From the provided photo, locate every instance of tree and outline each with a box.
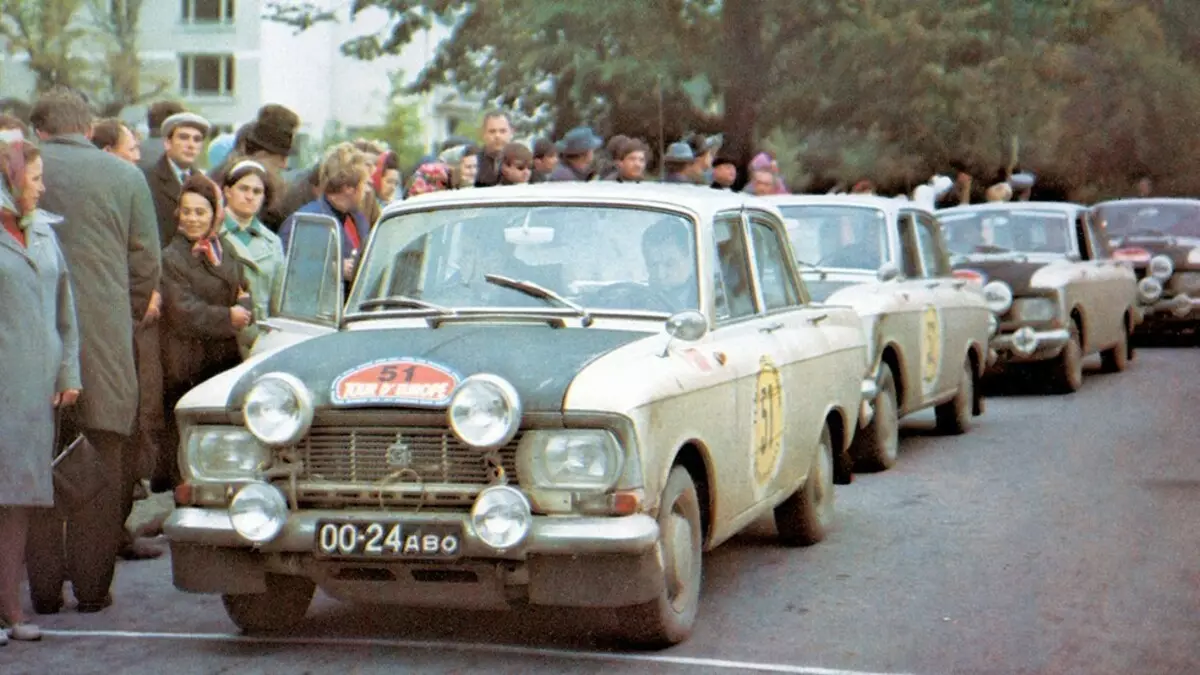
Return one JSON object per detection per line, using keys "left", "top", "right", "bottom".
{"left": 0, "top": 0, "right": 92, "bottom": 93}
{"left": 86, "top": 0, "right": 169, "bottom": 115}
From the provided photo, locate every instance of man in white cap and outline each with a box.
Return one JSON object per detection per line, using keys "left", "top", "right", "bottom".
{"left": 144, "top": 111, "right": 210, "bottom": 246}
{"left": 1009, "top": 171, "right": 1036, "bottom": 202}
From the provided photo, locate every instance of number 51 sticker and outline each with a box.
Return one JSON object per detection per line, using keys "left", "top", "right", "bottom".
{"left": 753, "top": 355, "right": 785, "bottom": 485}
{"left": 331, "top": 357, "right": 462, "bottom": 407}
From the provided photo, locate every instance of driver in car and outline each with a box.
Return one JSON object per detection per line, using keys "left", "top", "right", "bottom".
{"left": 642, "top": 217, "right": 699, "bottom": 312}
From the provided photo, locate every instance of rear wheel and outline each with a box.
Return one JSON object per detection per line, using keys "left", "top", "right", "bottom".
{"left": 850, "top": 365, "right": 899, "bottom": 472}
{"left": 615, "top": 465, "right": 703, "bottom": 648}
{"left": 222, "top": 575, "right": 315, "bottom": 634}
{"left": 935, "top": 357, "right": 974, "bottom": 434}
{"left": 775, "top": 425, "right": 835, "bottom": 546}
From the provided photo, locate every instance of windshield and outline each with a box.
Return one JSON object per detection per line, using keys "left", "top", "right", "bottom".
{"left": 348, "top": 205, "right": 699, "bottom": 315}
{"left": 778, "top": 205, "right": 889, "bottom": 271}
{"left": 1094, "top": 202, "right": 1200, "bottom": 238}
{"left": 939, "top": 209, "right": 1073, "bottom": 255}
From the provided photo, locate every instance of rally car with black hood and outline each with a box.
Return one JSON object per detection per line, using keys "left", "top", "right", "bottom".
{"left": 937, "top": 202, "right": 1139, "bottom": 393}
{"left": 163, "top": 183, "right": 870, "bottom": 647}
{"left": 764, "top": 194, "right": 991, "bottom": 473}
{"left": 1092, "top": 198, "right": 1200, "bottom": 336}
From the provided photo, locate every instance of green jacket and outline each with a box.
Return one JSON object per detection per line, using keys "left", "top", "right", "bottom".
{"left": 220, "top": 214, "right": 285, "bottom": 357}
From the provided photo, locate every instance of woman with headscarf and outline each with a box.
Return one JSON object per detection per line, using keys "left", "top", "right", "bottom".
{"left": 439, "top": 144, "right": 479, "bottom": 189}
{"left": 371, "top": 150, "right": 402, "bottom": 207}
{"left": 0, "top": 138, "right": 80, "bottom": 645}
{"left": 159, "top": 174, "right": 250, "bottom": 488}
{"left": 218, "top": 158, "right": 284, "bottom": 358}
{"left": 742, "top": 152, "right": 788, "bottom": 195}
{"left": 406, "top": 162, "right": 452, "bottom": 197}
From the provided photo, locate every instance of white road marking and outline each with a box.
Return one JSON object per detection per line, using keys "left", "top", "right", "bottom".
{"left": 43, "top": 629, "right": 926, "bottom": 675}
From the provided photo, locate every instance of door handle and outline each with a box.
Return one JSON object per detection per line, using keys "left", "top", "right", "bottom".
{"left": 760, "top": 322, "right": 785, "bottom": 334}
{"left": 925, "top": 281, "right": 941, "bottom": 289}
{"left": 806, "top": 314, "right": 829, "bottom": 325}
{"left": 952, "top": 280, "right": 966, "bottom": 289}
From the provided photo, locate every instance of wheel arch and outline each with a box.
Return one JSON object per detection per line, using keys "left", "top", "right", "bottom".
{"left": 879, "top": 341, "right": 906, "bottom": 408}
{"left": 823, "top": 405, "right": 853, "bottom": 485}
{"left": 669, "top": 441, "right": 715, "bottom": 549}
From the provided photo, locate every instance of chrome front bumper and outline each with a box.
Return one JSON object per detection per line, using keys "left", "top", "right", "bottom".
{"left": 165, "top": 507, "right": 660, "bottom": 559}
{"left": 990, "top": 327, "right": 1071, "bottom": 363}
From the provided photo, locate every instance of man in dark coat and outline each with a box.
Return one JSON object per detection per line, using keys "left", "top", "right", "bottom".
{"left": 474, "top": 111, "right": 514, "bottom": 187}
{"left": 145, "top": 112, "right": 210, "bottom": 246}
{"left": 25, "top": 89, "right": 161, "bottom": 615}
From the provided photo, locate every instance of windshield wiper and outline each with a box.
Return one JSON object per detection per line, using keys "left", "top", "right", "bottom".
{"left": 484, "top": 273, "right": 594, "bottom": 327}
{"left": 356, "top": 295, "right": 454, "bottom": 313}
{"left": 796, "top": 259, "right": 829, "bottom": 280}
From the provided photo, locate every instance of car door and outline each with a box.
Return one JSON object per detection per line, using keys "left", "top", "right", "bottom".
{"left": 894, "top": 210, "right": 949, "bottom": 409}
{"left": 1080, "top": 209, "right": 1135, "bottom": 345}
{"left": 703, "top": 212, "right": 796, "bottom": 530}
{"left": 1071, "top": 209, "right": 1122, "bottom": 348}
{"left": 251, "top": 214, "right": 344, "bottom": 356}
{"left": 914, "top": 211, "right": 982, "bottom": 397}
{"left": 743, "top": 211, "right": 838, "bottom": 505}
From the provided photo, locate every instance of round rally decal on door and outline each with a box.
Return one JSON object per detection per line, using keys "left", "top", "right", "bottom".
{"left": 753, "top": 355, "right": 785, "bottom": 485}
{"left": 331, "top": 358, "right": 462, "bottom": 407}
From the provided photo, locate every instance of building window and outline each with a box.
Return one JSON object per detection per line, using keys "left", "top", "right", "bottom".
{"left": 181, "top": 0, "right": 234, "bottom": 23}
{"left": 179, "top": 54, "right": 235, "bottom": 97}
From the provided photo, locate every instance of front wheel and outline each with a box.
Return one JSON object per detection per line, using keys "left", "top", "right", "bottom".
{"left": 775, "top": 425, "right": 835, "bottom": 546}
{"left": 850, "top": 365, "right": 899, "bottom": 472}
{"left": 1048, "top": 322, "right": 1084, "bottom": 394}
{"left": 222, "top": 574, "right": 315, "bottom": 634}
{"left": 614, "top": 465, "right": 703, "bottom": 648}
{"left": 935, "top": 357, "right": 974, "bottom": 434}
{"left": 1099, "top": 319, "right": 1130, "bottom": 373}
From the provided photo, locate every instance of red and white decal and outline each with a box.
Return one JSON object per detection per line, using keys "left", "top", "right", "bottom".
{"left": 331, "top": 358, "right": 461, "bottom": 407}
{"left": 952, "top": 269, "right": 987, "bottom": 285}
{"left": 1112, "top": 247, "right": 1151, "bottom": 263}
{"left": 681, "top": 348, "right": 713, "bottom": 373}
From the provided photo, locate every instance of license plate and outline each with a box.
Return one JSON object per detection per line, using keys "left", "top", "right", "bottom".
{"left": 314, "top": 520, "right": 462, "bottom": 559}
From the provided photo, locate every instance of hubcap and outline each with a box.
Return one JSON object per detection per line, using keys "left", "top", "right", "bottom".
{"left": 813, "top": 440, "right": 834, "bottom": 526}
{"left": 877, "top": 388, "right": 899, "bottom": 461}
{"left": 663, "top": 508, "right": 695, "bottom": 614}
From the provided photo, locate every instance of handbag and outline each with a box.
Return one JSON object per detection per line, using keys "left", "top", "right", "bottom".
{"left": 51, "top": 409, "right": 107, "bottom": 513}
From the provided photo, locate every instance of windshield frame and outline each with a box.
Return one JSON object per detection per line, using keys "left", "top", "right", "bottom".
{"left": 938, "top": 206, "right": 1077, "bottom": 257}
{"left": 777, "top": 203, "right": 895, "bottom": 273}
{"left": 344, "top": 200, "right": 709, "bottom": 322}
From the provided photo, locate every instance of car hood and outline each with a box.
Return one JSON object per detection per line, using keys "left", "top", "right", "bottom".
{"left": 952, "top": 257, "right": 1055, "bottom": 295}
{"left": 226, "top": 323, "right": 651, "bottom": 413}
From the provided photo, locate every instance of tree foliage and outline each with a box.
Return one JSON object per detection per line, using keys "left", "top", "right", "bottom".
{"left": 270, "top": 0, "right": 1200, "bottom": 198}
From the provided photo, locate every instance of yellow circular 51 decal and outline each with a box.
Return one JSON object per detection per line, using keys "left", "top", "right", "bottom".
{"left": 753, "top": 355, "right": 785, "bottom": 484}
{"left": 921, "top": 305, "right": 942, "bottom": 387}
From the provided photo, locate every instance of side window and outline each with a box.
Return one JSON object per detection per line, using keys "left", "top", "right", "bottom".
{"left": 916, "top": 214, "right": 952, "bottom": 277}
{"left": 1084, "top": 212, "right": 1111, "bottom": 259}
{"left": 748, "top": 217, "right": 802, "bottom": 310}
{"left": 279, "top": 214, "right": 343, "bottom": 324}
{"left": 1074, "top": 212, "right": 1094, "bottom": 260}
{"left": 711, "top": 216, "right": 756, "bottom": 320}
{"left": 897, "top": 213, "right": 923, "bottom": 279}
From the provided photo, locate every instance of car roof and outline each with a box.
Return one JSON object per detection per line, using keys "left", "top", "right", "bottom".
{"left": 761, "top": 193, "right": 922, "bottom": 217}
{"left": 1092, "top": 197, "right": 1200, "bottom": 208}
{"left": 379, "top": 182, "right": 786, "bottom": 223}
{"left": 936, "top": 201, "right": 1084, "bottom": 216}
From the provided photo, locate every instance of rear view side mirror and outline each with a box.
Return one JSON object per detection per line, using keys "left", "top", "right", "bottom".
{"left": 877, "top": 263, "right": 901, "bottom": 283}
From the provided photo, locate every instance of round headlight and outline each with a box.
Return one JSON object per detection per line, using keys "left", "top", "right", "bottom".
{"left": 243, "top": 373, "right": 313, "bottom": 446}
{"left": 1149, "top": 254, "right": 1174, "bottom": 280}
{"left": 1011, "top": 326, "right": 1039, "bottom": 356}
{"left": 1138, "top": 276, "right": 1163, "bottom": 303}
{"left": 987, "top": 313, "right": 999, "bottom": 337}
{"left": 448, "top": 374, "right": 521, "bottom": 448}
{"left": 228, "top": 482, "right": 288, "bottom": 544}
{"left": 983, "top": 281, "right": 1014, "bottom": 315}
{"left": 470, "top": 485, "right": 532, "bottom": 550}
{"left": 1173, "top": 293, "right": 1193, "bottom": 318}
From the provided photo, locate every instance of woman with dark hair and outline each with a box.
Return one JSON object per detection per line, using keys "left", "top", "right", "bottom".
{"left": 0, "top": 138, "right": 79, "bottom": 644}
{"left": 371, "top": 150, "right": 402, "bottom": 206}
{"left": 219, "top": 158, "right": 284, "bottom": 357}
{"left": 159, "top": 174, "right": 250, "bottom": 487}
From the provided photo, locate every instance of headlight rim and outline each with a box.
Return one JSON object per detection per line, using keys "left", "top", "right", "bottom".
{"left": 1138, "top": 276, "right": 1164, "bottom": 303}
{"left": 228, "top": 482, "right": 288, "bottom": 544}
{"left": 983, "top": 280, "right": 1014, "bottom": 315}
{"left": 1149, "top": 254, "right": 1174, "bottom": 281}
{"left": 242, "top": 372, "right": 314, "bottom": 447}
{"left": 447, "top": 373, "right": 522, "bottom": 449}
{"left": 1010, "top": 296, "right": 1057, "bottom": 323}
{"left": 521, "top": 429, "right": 625, "bottom": 492}
{"left": 469, "top": 484, "right": 533, "bottom": 551}
{"left": 185, "top": 425, "right": 271, "bottom": 480}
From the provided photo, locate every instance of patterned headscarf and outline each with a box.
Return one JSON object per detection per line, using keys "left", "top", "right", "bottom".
{"left": 406, "top": 162, "right": 451, "bottom": 197}
{"left": 0, "top": 139, "right": 34, "bottom": 228}
{"left": 179, "top": 173, "right": 226, "bottom": 266}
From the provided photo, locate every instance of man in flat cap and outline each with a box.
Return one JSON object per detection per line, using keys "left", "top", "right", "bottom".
{"left": 548, "top": 127, "right": 603, "bottom": 181}
{"left": 144, "top": 111, "right": 210, "bottom": 246}
{"left": 662, "top": 142, "right": 695, "bottom": 183}
{"left": 1009, "top": 171, "right": 1035, "bottom": 201}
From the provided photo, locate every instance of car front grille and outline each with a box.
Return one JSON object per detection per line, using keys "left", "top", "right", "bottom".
{"left": 284, "top": 426, "right": 520, "bottom": 510}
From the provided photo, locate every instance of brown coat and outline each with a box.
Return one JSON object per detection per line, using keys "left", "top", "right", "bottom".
{"left": 160, "top": 234, "right": 243, "bottom": 389}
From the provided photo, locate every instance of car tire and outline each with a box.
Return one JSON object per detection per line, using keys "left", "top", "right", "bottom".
{"left": 615, "top": 465, "right": 702, "bottom": 648}
{"left": 1049, "top": 322, "right": 1084, "bottom": 394}
{"left": 221, "top": 575, "right": 315, "bottom": 634}
{"left": 775, "top": 425, "right": 835, "bottom": 547}
{"left": 935, "top": 357, "right": 974, "bottom": 435}
{"left": 1099, "top": 322, "right": 1129, "bottom": 373}
{"left": 849, "top": 365, "right": 899, "bottom": 472}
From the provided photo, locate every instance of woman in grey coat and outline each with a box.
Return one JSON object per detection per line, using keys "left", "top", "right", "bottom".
{"left": 0, "top": 139, "right": 80, "bottom": 644}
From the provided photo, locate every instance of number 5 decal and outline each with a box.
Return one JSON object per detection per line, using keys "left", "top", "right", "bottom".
{"left": 920, "top": 305, "right": 942, "bottom": 394}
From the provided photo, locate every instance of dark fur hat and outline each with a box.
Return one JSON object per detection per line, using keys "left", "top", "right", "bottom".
{"left": 245, "top": 104, "right": 299, "bottom": 157}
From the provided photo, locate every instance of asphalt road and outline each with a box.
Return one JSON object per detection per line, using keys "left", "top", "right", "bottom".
{"left": 3, "top": 348, "right": 1197, "bottom": 675}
